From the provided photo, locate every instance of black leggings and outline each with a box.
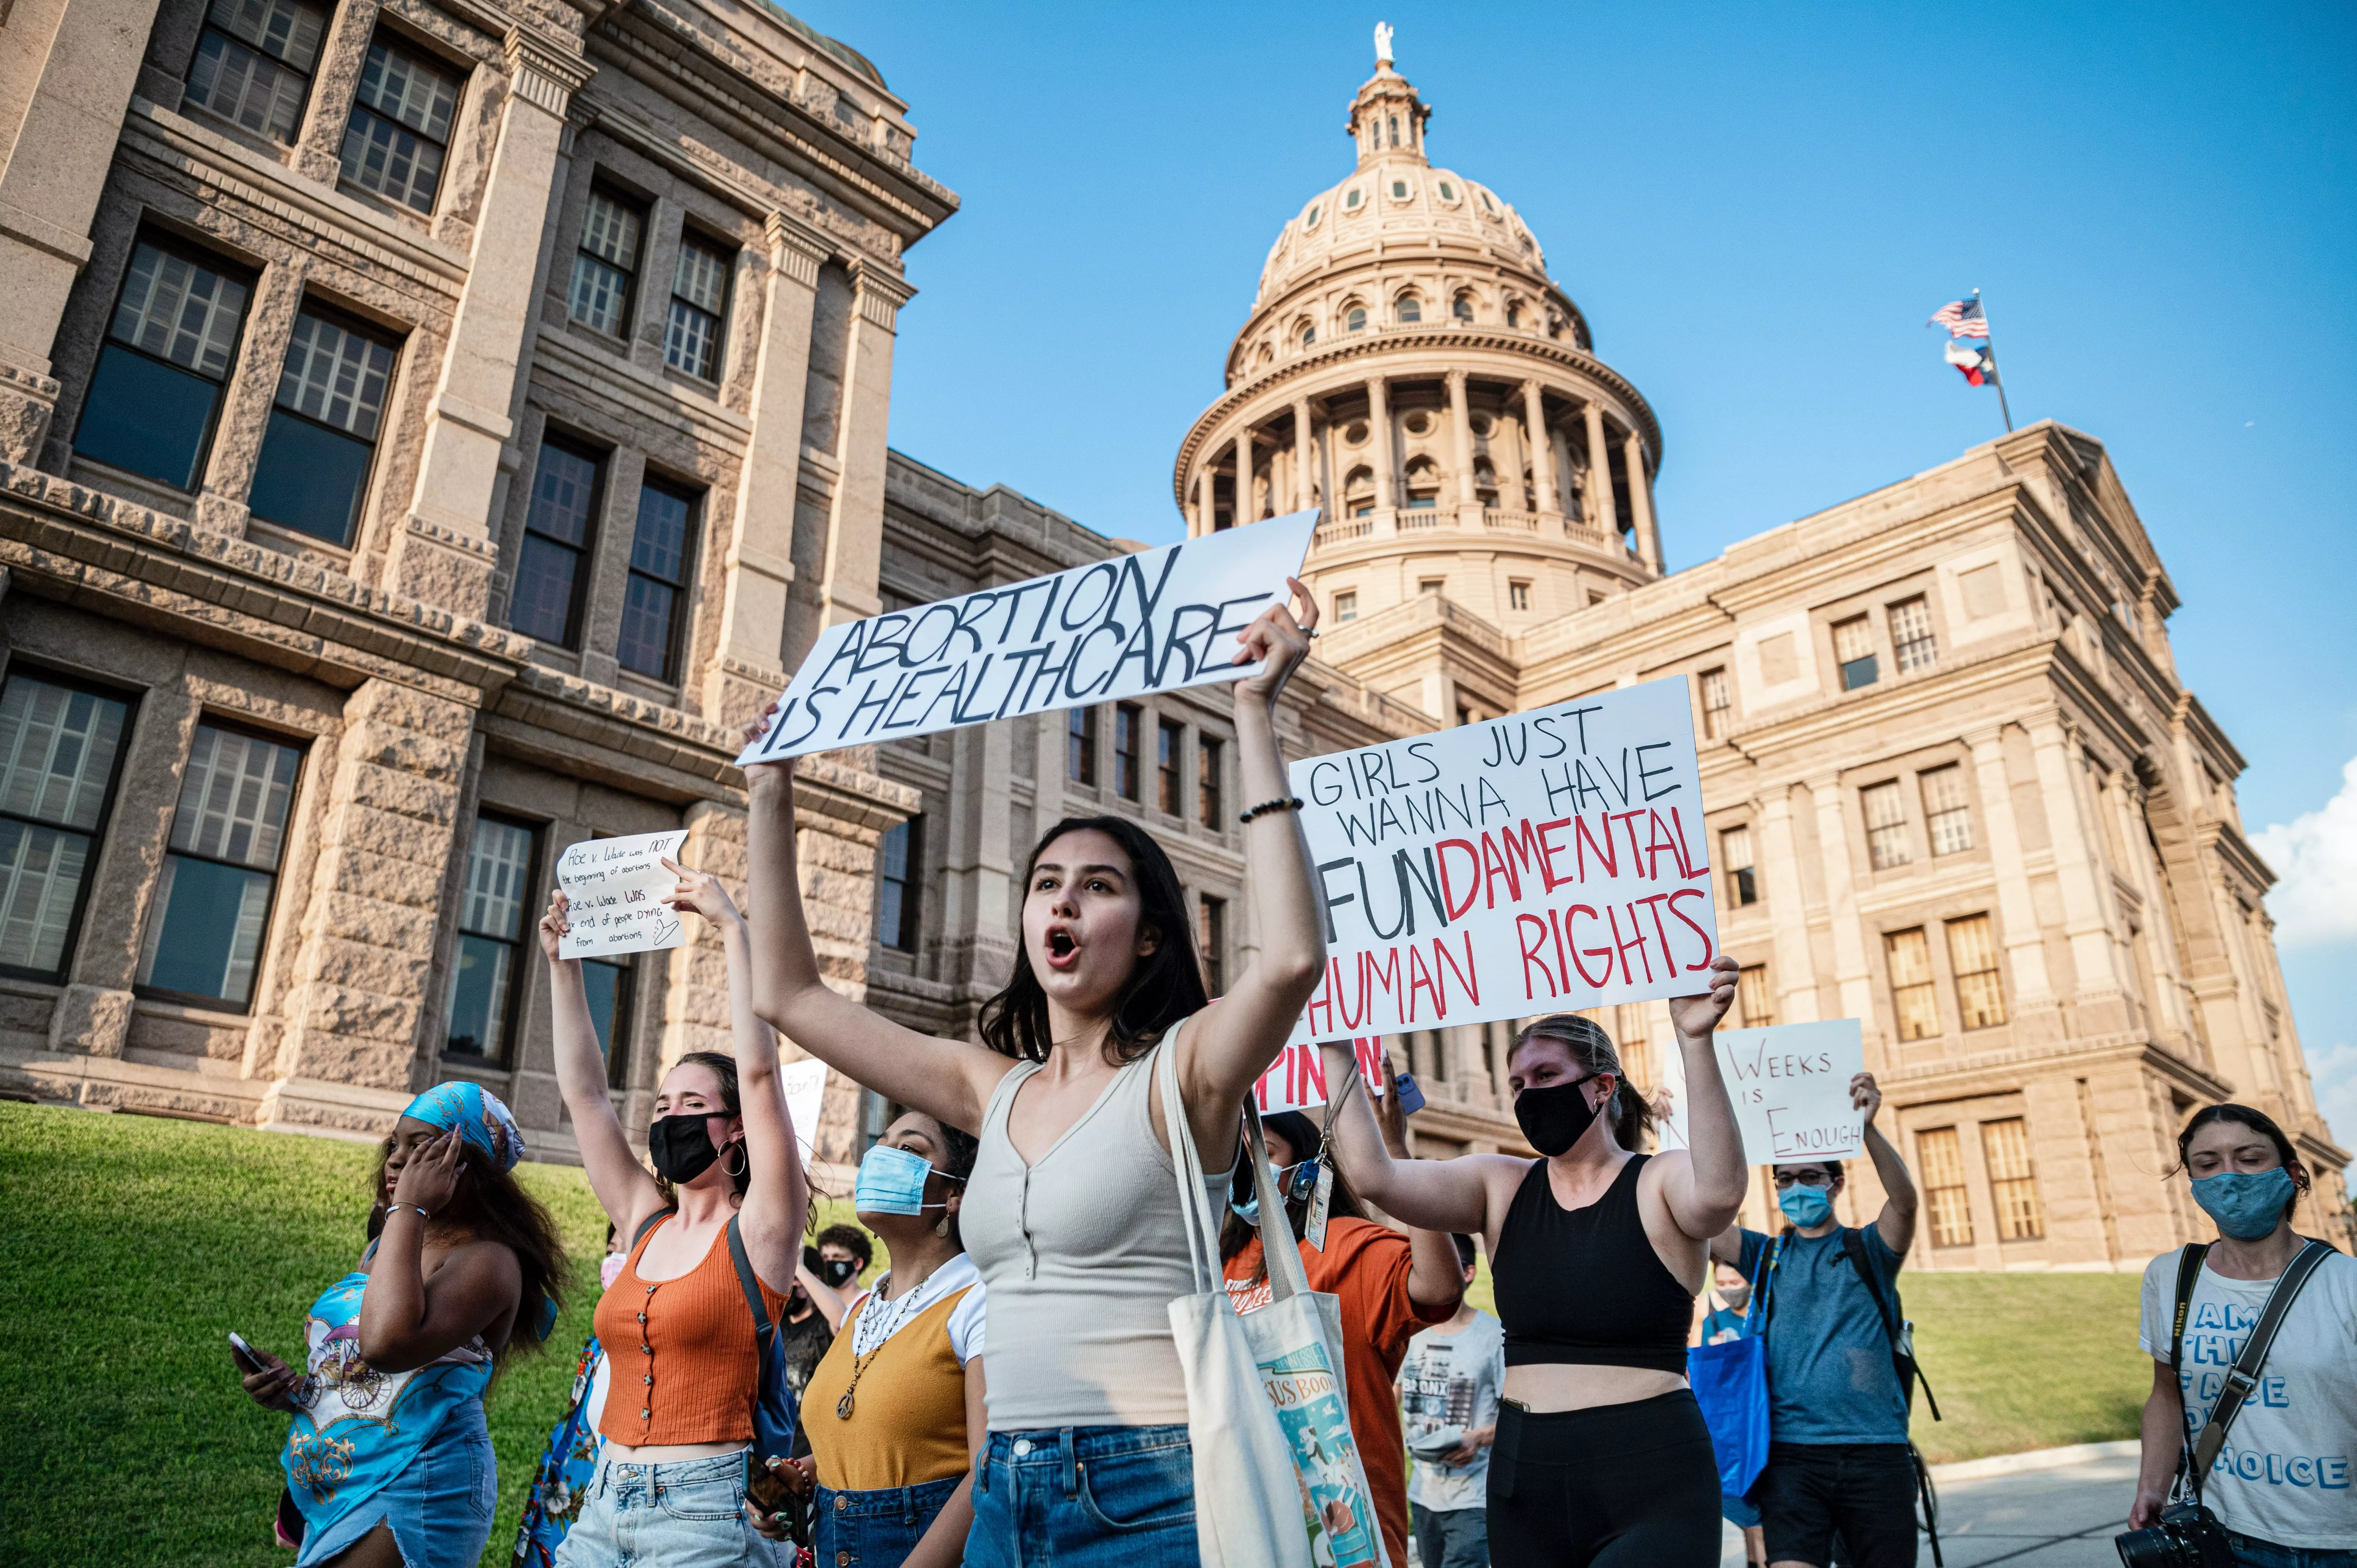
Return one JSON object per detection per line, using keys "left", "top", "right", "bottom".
{"left": 1486, "top": 1389, "right": 1723, "bottom": 1568}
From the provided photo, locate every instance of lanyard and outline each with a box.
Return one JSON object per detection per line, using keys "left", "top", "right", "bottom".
{"left": 1750, "top": 1232, "right": 1787, "bottom": 1340}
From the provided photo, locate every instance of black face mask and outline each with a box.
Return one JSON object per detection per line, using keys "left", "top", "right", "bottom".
{"left": 820, "top": 1257, "right": 860, "bottom": 1290}
{"left": 648, "top": 1114, "right": 720, "bottom": 1184}
{"left": 1514, "top": 1075, "right": 1602, "bottom": 1157}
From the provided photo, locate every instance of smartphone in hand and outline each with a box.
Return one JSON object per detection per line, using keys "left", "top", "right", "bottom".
{"left": 229, "top": 1331, "right": 266, "bottom": 1374}
{"left": 1392, "top": 1071, "right": 1428, "bottom": 1116}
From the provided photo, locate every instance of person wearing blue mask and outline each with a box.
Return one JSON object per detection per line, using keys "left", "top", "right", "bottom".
{"left": 2130, "top": 1103, "right": 2357, "bottom": 1568}
{"left": 753, "top": 1109, "right": 987, "bottom": 1568}
{"left": 1705, "top": 1069, "right": 1923, "bottom": 1568}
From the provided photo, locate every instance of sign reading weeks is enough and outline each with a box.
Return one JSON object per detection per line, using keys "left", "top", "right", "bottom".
{"left": 1659, "top": 1019, "right": 1866, "bottom": 1165}
{"left": 736, "top": 512, "right": 1319, "bottom": 764}
{"left": 1287, "top": 676, "right": 1718, "bottom": 1044}
{"left": 557, "top": 830, "right": 690, "bottom": 960}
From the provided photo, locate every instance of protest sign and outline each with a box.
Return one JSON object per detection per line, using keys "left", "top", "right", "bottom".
{"left": 1287, "top": 676, "right": 1716, "bottom": 1045}
{"left": 781, "top": 1058, "right": 829, "bottom": 1171}
{"left": 1253, "top": 1036, "right": 1391, "bottom": 1115}
{"left": 737, "top": 511, "right": 1320, "bottom": 764}
{"left": 1658, "top": 1019, "right": 1865, "bottom": 1165}
{"left": 556, "top": 831, "right": 690, "bottom": 959}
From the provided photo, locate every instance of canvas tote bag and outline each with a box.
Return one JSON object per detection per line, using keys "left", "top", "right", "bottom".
{"left": 1157, "top": 1037, "right": 1393, "bottom": 1568}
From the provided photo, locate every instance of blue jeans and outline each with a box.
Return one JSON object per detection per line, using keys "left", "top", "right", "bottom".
{"left": 1412, "top": 1501, "right": 1490, "bottom": 1568}
{"left": 811, "top": 1475, "right": 959, "bottom": 1567}
{"left": 963, "top": 1425, "right": 1196, "bottom": 1568}
{"left": 551, "top": 1450, "right": 780, "bottom": 1568}
{"left": 2228, "top": 1532, "right": 2357, "bottom": 1568}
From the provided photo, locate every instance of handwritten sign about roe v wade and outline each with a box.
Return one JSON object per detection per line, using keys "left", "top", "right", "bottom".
{"left": 556, "top": 831, "right": 690, "bottom": 960}
{"left": 1659, "top": 1019, "right": 1866, "bottom": 1165}
{"left": 736, "top": 512, "right": 1320, "bottom": 765}
{"left": 1286, "top": 676, "right": 1718, "bottom": 1045}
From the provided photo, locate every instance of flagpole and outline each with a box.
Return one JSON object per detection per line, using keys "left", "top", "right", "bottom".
{"left": 1976, "top": 288, "right": 2015, "bottom": 433}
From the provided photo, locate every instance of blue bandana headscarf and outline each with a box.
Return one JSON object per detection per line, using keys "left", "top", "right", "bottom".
{"left": 401, "top": 1082, "right": 526, "bottom": 1172}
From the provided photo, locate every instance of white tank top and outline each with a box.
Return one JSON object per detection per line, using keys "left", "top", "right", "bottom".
{"left": 961, "top": 1027, "right": 1229, "bottom": 1430}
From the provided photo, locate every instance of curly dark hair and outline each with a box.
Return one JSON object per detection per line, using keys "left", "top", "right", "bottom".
{"left": 366, "top": 1145, "right": 568, "bottom": 1370}
{"left": 1510, "top": 1013, "right": 1653, "bottom": 1151}
{"left": 978, "top": 816, "right": 1207, "bottom": 1066}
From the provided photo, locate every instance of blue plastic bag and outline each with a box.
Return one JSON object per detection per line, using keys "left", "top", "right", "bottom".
{"left": 1686, "top": 1242, "right": 1773, "bottom": 1497}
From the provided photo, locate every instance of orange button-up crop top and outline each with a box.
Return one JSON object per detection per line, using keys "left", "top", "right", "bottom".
{"left": 592, "top": 1214, "right": 796, "bottom": 1447}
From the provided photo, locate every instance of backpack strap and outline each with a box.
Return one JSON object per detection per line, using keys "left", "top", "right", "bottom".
{"left": 726, "top": 1215, "right": 778, "bottom": 1363}
{"left": 1841, "top": 1225, "right": 1940, "bottom": 1422}
{"left": 631, "top": 1208, "right": 675, "bottom": 1250}
{"left": 2186, "top": 1240, "right": 2332, "bottom": 1499}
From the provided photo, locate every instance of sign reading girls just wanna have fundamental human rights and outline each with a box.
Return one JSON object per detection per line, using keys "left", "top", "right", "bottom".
{"left": 735, "top": 512, "right": 1319, "bottom": 764}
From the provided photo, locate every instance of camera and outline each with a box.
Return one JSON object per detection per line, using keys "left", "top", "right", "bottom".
{"left": 2115, "top": 1503, "right": 2233, "bottom": 1568}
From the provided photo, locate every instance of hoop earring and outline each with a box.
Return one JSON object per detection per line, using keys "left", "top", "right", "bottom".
{"left": 724, "top": 1141, "right": 749, "bottom": 1181}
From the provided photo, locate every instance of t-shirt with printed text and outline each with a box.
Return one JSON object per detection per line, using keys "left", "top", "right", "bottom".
{"left": 1399, "top": 1310, "right": 1504, "bottom": 1513}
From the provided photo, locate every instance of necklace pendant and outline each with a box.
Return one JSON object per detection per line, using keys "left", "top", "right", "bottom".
{"left": 835, "top": 1388, "right": 855, "bottom": 1420}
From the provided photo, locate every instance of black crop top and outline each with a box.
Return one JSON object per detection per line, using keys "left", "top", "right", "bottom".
{"left": 1491, "top": 1154, "right": 1694, "bottom": 1374}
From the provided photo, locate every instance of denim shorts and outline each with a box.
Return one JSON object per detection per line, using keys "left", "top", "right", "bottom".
{"left": 2226, "top": 1531, "right": 2357, "bottom": 1568}
{"left": 811, "top": 1474, "right": 959, "bottom": 1567}
{"left": 295, "top": 1401, "right": 495, "bottom": 1568}
{"left": 550, "top": 1449, "right": 781, "bottom": 1568}
{"left": 963, "top": 1425, "right": 1196, "bottom": 1568}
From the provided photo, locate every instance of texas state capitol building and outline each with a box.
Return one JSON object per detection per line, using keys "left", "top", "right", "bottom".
{"left": 0, "top": 4, "right": 2341, "bottom": 1267}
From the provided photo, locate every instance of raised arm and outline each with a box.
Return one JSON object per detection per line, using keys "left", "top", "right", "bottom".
{"left": 1174, "top": 579, "right": 1328, "bottom": 1150}
{"left": 357, "top": 1133, "right": 523, "bottom": 1370}
{"left": 1854, "top": 1073, "right": 1917, "bottom": 1257}
{"left": 1372, "top": 1052, "right": 1473, "bottom": 1313}
{"left": 663, "top": 859, "right": 807, "bottom": 1291}
{"left": 540, "top": 893, "right": 668, "bottom": 1240}
{"left": 742, "top": 755, "right": 1010, "bottom": 1137}
{"left": 1315, "top": 1040, "right": 1510, "bottom": 1240}
{"left": 1652, "top": 954, "right": 1747, "bottom": 1241}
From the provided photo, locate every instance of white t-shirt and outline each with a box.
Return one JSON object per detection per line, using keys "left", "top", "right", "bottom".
{"left": 846, "top": 1251, "right": 987, "bottom": 1366}
{"left": 2138, "top": 1244, "right": 2357, "bottom": 1549}
{"left": 1399, "top": 1311, "right": 1505, "bottom": 1513}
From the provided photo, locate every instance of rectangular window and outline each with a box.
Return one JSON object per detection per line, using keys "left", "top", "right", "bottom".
{"left": 184, "top": 0, "right": 327, "bottom": 143}
{"left": 1890, "top": 595, "right": 1938, "bottom": 674}
{"left": 1700, "top": 667, "right": 1731, "bottom": 739}
{"left": 445, "top": 816, "right": 535, "bottom": 1061}
{"left": 1834, "top": 614, "right": 1878, "bottom": 690}
{"left": 247, "top": 307, "right": 399, "bottom": 546}
{"left": 1200, "top": 893, "right": 1226, "bottom": 996}
{"left": 510, "top": 440, "right": 603, "bottom": 647}
{"left": 339, "top": 35, "right": 461, "bottom": 213}
{"left": 1334, "top": 591, "right": 1358, "bottom": 622}
{"left": 1157, "top": 719, "right": 1184, "bottom": 816}
{"left": 876, "top": 816, "right": 920, "bottom": 952}
{"left": 1736, "top": 963, "right": 1774, "bottom": 1028}
{"left": 0, "top": 671, "right": 135, "bottom": 980}
{"left": 76, "top": 238, "right": 251, "bottom": 490}
{"left": 1721, "top": 825, "right": 1756, "bottom": 906}
{"left": 1862, "top": 780, "right": 1911, "bottom": 870}
{"left": 1508, "top": 580, "right": 1531, "bottom": 612}
{"left": 618, "top": 479, "right": 698, "bottom": 680}
{"left": 583, "top": 955, "right": 634, "bottom": 1089}
{"left": 1886, "top": 927, "right": 1938, "bottom": 1041}
{"left": 663, "top": 234, "right": 732, "bottom": 379}
{"left": 570, "top": 187, "right": 645, "bottom": 338}
{"left": 1981, "top": 1117, "right": 2045, "bottom": 1240}
{"left": 1419, "top": 578, "right": 1444, "bottom": 595}
{"left": 1947, "top": 913, "right": 2007, "bottom": 1028}
{"left": 1114, "top": 705, "right": 1142, "bottom": 801}
{"left": 1067, "top": 707, "right": 1097, "bottom": 786}
{"left": 1917, "top": 1126, "right": 1974, "bottom": 1247}
{"left": 1921, "top": 765, "right": 1974, "bottom": 855}
{"left": 1198, "top": 736, "right": 1223, "bottom": 828}
{"left": 136, "top": 724, "right": 303, "bottom": 1008}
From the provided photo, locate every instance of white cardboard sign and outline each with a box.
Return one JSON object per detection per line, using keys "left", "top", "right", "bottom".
{"left": 737, "top": 512, "right": 1320, "bottom": 764}
{"left": 556, "top": 831, "right": 689, "bottom": 959}
{"left": 1253, "top": 1036, "right": 1391, "bottom": 1116}
{"left": 781, "top": 1057, "right": 829, "bottom": 1171}
{"left": 1659, "top": 1019, "right": 1866, "bottom": 1165}
{"left": 1288, "top": 677, "right": 1718, "bottom": 1044}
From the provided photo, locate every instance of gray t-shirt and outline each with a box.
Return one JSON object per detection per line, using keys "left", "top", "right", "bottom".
{"left": 1400, "top": 1310, "right": 1504, "bottom": 1512}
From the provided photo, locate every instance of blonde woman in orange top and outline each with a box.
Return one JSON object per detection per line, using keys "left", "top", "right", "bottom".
{"left": 540, "top": 861, "right": 811, "bottom": 1568}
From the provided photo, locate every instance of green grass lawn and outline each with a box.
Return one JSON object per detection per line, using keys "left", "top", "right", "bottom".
{"left": 0, "top": 1106, "right": 2153, "bottom": 1563}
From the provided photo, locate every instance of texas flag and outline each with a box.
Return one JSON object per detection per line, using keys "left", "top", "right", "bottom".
{"left": 1944, "top": 338, "right": 1998, "bottom": 387}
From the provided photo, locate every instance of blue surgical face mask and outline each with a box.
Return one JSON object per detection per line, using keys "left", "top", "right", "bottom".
{"left": 1231, "top": 1162, "right": 1283, "bottom": 1225}
{"left": 855, "top": 1144, "right": 949, "bottom": 1217}
{"left": 2191, "top": 1168, "right": 2296, "bottom": 1241}
{"left": 1777, "top": 1185, "right": 1834, "bottom": 1229}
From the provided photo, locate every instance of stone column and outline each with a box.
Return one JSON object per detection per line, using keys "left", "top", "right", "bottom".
{"left": 2027, "top": 713, "right": 2134, "bottom": 1019}
{"left": 0, "top": 0, "right": 165, "bottom": 461}
{"left": 1193, "top": 465, "right": 1214, "bottom": 535}
{"left": 1292, "top": 398, "right": 1316, "bottom": 512}
{"left": 1807, "top": 773, "right": 1876, "bottom": 1029}
{"left": 391, "top": 29, "right": 593, "bottom": 618}
{"left": 940, "top": 720, "right": 1017, "bottom": 989}
{"left": 1368, "top": 378, "right": 1396, "bottom": 511}
{"left": 1583, "top": 402, "right": 1618, "bottom": 541}
{"left": 1625, "top": 431, "right": 1662, "bottom": 573}
{"left": 1234, "top": 426, "right": 1253, "bottom": 524}
{"left": 701, "top": 215, "right": 827, "bottom": 730}
{"left": 1522, "top": 381, "right": 1559, "bottom": 516}
{"left": 1756, "top": 788, "right": 1818, "bottom": 1024}
{"left": 1448, "top": 371, "right": 1479, "bottom": 516}
{"left": 1964, "top": 725, "right": 2057, "bottom": 1027}
{"left": 815, "top": 261, "right": 915, "bottom": 634}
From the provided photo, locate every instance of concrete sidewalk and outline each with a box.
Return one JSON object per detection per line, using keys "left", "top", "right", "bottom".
{"left": 1720, "top": 1442, "right": 2142, "bottom": 1567}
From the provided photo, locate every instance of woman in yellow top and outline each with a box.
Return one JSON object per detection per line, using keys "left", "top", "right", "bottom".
{"left": 763, "top": 1109, "right": 986, "bottom": 1568}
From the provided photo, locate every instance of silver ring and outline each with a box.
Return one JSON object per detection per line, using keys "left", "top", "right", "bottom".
{"left": 1308, "top": 629, "right": 1321, "bottom": 638}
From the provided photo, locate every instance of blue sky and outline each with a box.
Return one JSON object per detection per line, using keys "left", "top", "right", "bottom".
{"left": 795, "top": 2, "right": 2357, "bottom": 1131}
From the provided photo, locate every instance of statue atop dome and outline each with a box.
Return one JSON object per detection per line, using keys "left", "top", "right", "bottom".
{"left": 1374, "top": 20, "right": 1394, "bottom": 65}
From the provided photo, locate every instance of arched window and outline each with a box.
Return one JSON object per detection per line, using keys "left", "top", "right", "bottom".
{"left": 1403, "top": 456, "right": 1441, "bottom": 509}
{"left": 1388, "top": 115, "right": 1399, "bottom": 147}
{"left": 1505, "top": 302, "right": 1522, "bottom": 328}
{"left": 1397, "top": 296, "right": 1422, "bottom": 324}
{"left": 1299, "top": 323, "right": 1316, "bottom": 348}
{"left": 1474, "top": 459, "right": 1499, "bottom": 505}
{"left": 1346, "top": 305, "right": 1367, "bottom": 332}
{"left": 1453, "top": 294, "right": 1475, "bottom": 323}
{"left": 1343, "top": 464, "right": 1375, "bottom": 518}
{"left": 1344, "top": 188, "right": 1362, "bottom": 210}
{"left": 1304, "top": 204, "right": 1322, "bottom": 229}
{"left": 1437, "top": 181, "right": 1456, "bottom": 201}
{"left": 1478, "top": 191, "right": 1497, "bottom": 215}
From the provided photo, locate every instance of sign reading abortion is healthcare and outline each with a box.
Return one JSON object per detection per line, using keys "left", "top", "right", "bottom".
{"left": 737, "top": 512, "right": 1318, "bottom": 764}
{"left": 1287, "top": 676, "right": 1717, "bottom": 1044}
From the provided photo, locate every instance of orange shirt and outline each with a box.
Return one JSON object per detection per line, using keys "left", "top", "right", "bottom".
{"left": 1224, "top": 1217, "right": 1454, "bottom": 1568}
{"left": 592, "top": 1216, "right": 795, "bottom": 1448}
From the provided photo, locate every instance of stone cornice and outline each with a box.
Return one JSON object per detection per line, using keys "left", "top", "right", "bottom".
{"left": 505, "top": 26, "right": 595, "bottom": 116}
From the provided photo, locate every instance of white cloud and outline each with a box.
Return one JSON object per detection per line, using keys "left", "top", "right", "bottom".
{"left": 2307, "top": 1039, "right": 2357, "bottom": 1151}
{"left": 2253, "top": 754, "right": 2357, "bottom": 947}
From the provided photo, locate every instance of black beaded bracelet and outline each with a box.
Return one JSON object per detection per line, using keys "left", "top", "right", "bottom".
{"left": 1238, "top": 796, "right": 1305, "bottom": 824}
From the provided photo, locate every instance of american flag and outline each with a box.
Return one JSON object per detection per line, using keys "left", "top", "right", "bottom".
{"left": 1928, "top": 298, "right": 1989, "bottom": 339}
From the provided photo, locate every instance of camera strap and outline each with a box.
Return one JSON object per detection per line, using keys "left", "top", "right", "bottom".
{"left": 2176, "top": 1238, "right": 2331, "bottom": 1503}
